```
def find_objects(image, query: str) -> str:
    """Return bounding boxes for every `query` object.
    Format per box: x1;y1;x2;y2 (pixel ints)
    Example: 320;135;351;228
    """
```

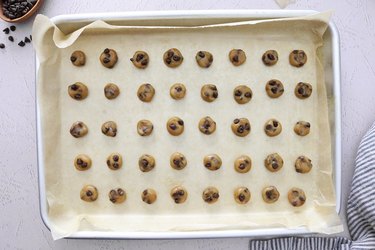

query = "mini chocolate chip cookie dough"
198;116;216;135
70;50;86;67
234;155;252;173
265;79;284;98
70;121;88;138
201;84;218;102
294;121;311;136
264;153;284;172
170;152;187;170
262;186;280;203
163;48;183;68
202;187;220;204
109;188;126;204
104;83;120;100
74;154;92;171
68;82;88;100
233;85;252;104
203;154;222;171
295;156;313;173
231;118;251;137
234;187;251;204
262;50;278;66
264;119;282;137
289;50;307;67
295;82;313;99
107;153;123;170
130;51;149;69
229;49;246;66
138;154;155;172
288;187;306;207
142;188;157;204
137;83;155;102
80;185;98;202
101;121;117;137
170;186;188;204
137;119;153;136
195;51;213;68
170;83;186;100
100;48;118;68
167;117;184;136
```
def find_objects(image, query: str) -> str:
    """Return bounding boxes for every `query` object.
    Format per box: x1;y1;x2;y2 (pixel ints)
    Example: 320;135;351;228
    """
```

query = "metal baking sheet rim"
35;9;342;239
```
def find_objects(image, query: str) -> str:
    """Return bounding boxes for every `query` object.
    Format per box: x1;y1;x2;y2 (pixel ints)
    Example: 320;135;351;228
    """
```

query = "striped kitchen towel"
250;123;375;250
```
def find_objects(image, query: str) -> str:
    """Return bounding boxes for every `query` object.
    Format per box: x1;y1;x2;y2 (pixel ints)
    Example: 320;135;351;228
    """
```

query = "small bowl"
0;0;44;23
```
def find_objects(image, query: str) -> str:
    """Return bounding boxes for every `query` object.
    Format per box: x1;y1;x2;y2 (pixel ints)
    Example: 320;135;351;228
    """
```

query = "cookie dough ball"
170;83;186;100
170;152;187;170
234;155;252;173
295;82;312;99
229;49;246;66
264;153;284;172
80;185;98;202
163;48;183;68
234;187;251;204
70;50;86;67
288;187;306;207
262;50;278;66
137;83;155;102
109;188;126;204
264;119;282;137
138;154;155;172
195;51;213;68
74;154;92;171
294;121;311;136
202;187;220;204
170;186;188;204
203;154;222;171
137;119;154;136
201;84;218;102
289;50;307;67
142;188;157;204
231;118;251;137
262;186;280;203
101;121;117;137
130;51;149;69
100;48;118;68
233;85;252;104
198;116;216;135
167;117;184;136
295;156;312;173
104;83;120;100
106;153;123;170
70;121;88;138
68;82;88;100
265;79;284;98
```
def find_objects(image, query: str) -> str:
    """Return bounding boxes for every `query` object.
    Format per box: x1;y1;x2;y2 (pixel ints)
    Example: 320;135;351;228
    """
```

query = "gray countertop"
1;0;374;249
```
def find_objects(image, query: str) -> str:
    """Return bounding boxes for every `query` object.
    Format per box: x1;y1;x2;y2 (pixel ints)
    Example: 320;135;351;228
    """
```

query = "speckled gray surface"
0;0;374;249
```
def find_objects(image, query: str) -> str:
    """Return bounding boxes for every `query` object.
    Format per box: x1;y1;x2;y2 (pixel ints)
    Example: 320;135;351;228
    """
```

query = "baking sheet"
33;12;342;239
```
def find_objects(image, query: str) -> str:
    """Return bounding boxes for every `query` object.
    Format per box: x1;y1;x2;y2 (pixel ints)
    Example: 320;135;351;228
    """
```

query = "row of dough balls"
70;48;308;69
68;81;313;102
80;185;306;207
69;118;311;138
74;153;312;174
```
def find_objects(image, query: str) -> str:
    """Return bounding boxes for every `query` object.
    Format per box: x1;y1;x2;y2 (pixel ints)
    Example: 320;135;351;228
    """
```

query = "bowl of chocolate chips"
0;0;43;23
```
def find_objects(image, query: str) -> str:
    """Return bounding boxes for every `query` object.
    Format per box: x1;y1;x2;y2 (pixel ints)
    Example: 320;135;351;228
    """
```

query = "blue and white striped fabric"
250;123;375;250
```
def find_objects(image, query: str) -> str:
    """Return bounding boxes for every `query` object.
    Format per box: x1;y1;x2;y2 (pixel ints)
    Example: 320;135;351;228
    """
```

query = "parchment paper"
33;12;342;240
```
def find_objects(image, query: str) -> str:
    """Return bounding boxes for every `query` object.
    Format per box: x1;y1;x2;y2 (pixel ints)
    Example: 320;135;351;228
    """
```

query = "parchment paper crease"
33;12;342;240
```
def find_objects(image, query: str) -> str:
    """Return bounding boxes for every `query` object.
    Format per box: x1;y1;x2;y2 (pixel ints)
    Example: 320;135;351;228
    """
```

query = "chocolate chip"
30;35;32;41
173;55;181;61
239;164;245;170
234;119;240;124
267;53;275;60
70;84;78;91
166;58;171;64
141;59;148;66
298;87;304;95
198;51;205;58
239;194;245;202
113;155;119;161
103;58;110;64
212;92;218;98
10;25;16;31
244;92;252;98
235;90;242;96
24;37;31;43
273;121;278;127
104;48;110;54
271;87;278;94
136;53;144;62
232;55;239;62
306;123;311;128
237;125;244;133
18;41;25;47
0;43;5;49
70;56;77;62
167;51;174;57
169;124;177;130
272;162;278;169
3;28;9;34
177;120;184;126
86;190;93;196
266;124;272;130
143;190;148;195
74;94;81;99
213;193;219;199
8;36;14;42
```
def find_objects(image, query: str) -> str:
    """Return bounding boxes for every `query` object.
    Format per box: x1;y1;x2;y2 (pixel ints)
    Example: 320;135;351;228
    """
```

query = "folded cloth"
250;122;375;250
